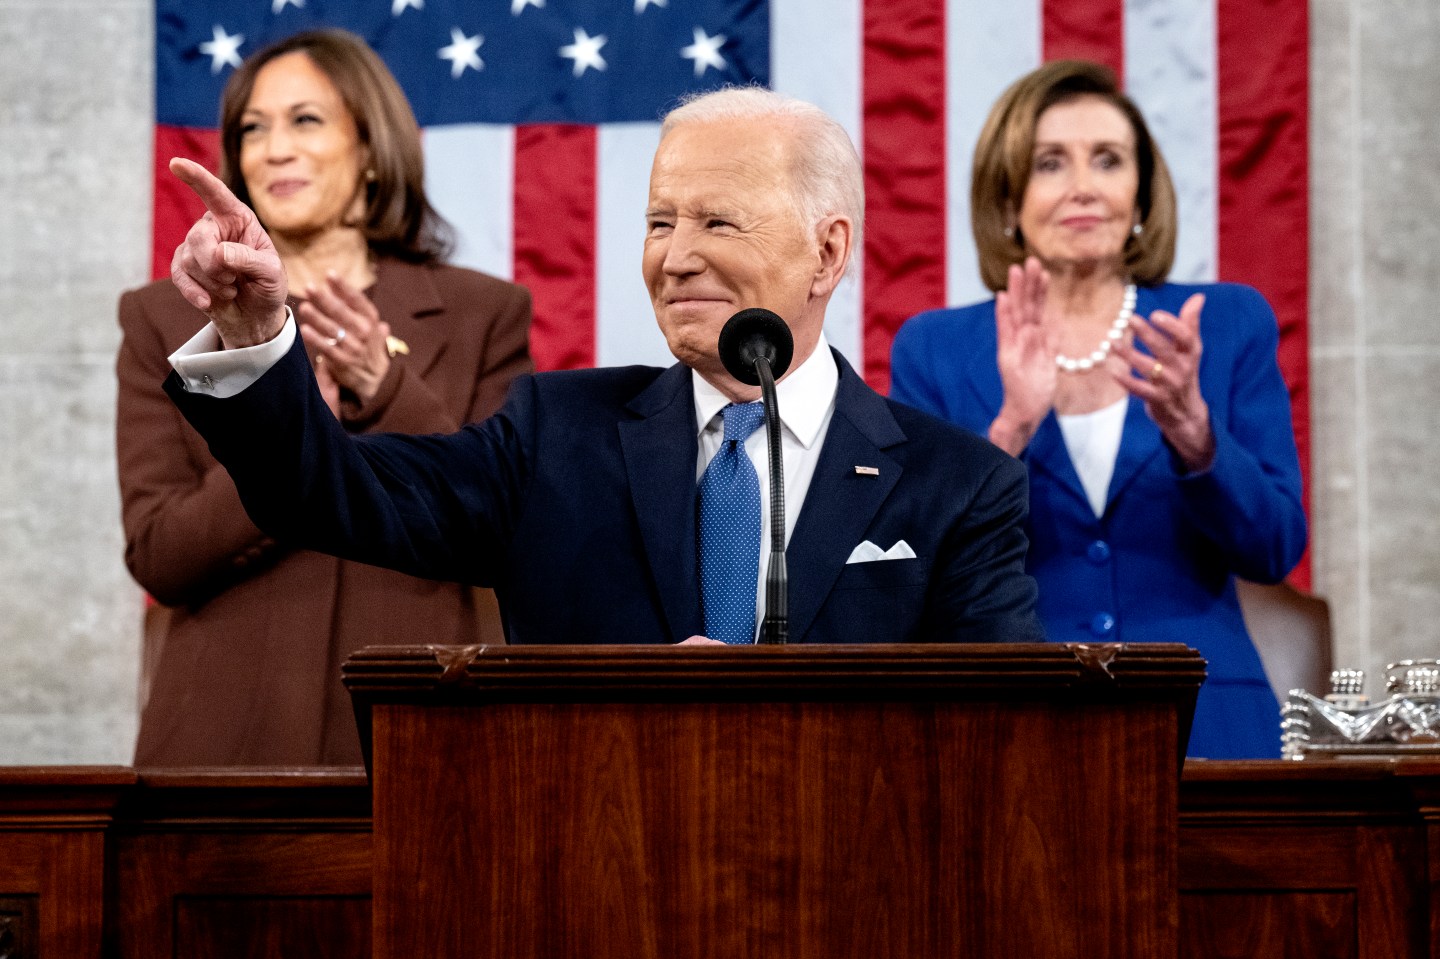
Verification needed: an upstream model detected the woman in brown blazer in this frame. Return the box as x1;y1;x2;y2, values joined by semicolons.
118;29;532;765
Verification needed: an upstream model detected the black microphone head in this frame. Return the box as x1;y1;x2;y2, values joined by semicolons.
718;308;795;386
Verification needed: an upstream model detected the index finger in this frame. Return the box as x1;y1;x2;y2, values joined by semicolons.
169;157;245;220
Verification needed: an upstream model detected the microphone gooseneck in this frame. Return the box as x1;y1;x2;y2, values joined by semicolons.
717;309;794;644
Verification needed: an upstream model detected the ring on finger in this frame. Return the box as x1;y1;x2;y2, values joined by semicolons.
1149;361;1164;382
333;327;346;344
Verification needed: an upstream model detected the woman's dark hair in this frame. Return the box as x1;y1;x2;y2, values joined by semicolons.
217;28;453;263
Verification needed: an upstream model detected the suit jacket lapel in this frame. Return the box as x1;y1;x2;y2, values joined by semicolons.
368;259;447;378
785;353;904;643
1028;401;1165;518
1105;396;1165;511
1026;413;1093;513
963;313;1004;421
619;364;703;640
1104;286;1167;511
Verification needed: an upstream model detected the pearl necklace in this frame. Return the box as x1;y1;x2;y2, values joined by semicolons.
1055;283;1137;373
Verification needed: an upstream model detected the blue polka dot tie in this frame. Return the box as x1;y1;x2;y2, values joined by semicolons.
698;402;766;645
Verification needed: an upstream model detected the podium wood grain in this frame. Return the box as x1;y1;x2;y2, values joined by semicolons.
0;766;130;959
1180;759;1440;959
109;768;372;959
2;758;1438;954
349;643;1203;959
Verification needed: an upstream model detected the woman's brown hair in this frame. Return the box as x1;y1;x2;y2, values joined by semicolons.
970;59;1176;291
217;28;453;263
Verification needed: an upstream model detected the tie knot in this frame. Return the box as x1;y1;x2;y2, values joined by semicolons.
721;402;766;443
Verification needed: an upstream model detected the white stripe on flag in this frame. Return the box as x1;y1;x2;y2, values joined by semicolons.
772;0;863;369
596;123;672;368
1126;0;1218;282
424;123;516;281
945;0;1042;307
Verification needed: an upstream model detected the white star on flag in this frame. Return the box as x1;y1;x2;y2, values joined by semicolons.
438;28;484;79
680;27;726;77
635;0;667;12
391;0;423;15
271;0;303;13
198;25;244;74
559;28;607;77
511;0;544;14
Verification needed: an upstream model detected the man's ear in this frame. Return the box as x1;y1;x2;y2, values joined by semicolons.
810;215;853;297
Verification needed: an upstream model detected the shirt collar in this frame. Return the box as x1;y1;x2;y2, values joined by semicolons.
692;332;838;450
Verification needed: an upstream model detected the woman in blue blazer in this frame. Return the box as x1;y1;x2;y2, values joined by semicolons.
890;61;1306;759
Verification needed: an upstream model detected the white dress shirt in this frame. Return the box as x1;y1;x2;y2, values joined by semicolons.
692;333;839;637
168;309;297;397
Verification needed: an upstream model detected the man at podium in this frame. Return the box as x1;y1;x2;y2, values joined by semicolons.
158;88;1044;648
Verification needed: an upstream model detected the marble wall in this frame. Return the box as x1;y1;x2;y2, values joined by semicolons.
0;0;1431;762
1309;0;1440;697
0;0;150;761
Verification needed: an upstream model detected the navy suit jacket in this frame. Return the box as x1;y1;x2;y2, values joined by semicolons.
167;334;1043;646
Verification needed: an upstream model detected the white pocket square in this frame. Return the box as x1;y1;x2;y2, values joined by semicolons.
845;539;917;564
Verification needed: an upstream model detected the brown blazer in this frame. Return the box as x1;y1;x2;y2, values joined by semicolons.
118;258;532;766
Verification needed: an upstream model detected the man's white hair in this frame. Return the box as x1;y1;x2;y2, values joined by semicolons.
661;86;864;269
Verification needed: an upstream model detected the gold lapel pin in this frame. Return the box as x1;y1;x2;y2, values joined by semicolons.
385;335;410;357
854;466;879;476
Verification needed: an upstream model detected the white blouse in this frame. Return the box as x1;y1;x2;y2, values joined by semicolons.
1056;397;1128;518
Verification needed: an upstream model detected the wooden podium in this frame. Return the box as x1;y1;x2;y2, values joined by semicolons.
344;643;1203;959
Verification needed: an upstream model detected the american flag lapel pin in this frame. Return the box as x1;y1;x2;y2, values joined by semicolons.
854;466;880;476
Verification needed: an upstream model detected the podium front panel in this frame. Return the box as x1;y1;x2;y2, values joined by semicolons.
350;643;1203;959
372;699;1176;957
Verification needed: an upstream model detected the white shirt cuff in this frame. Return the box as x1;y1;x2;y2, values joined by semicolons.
168;308;298;399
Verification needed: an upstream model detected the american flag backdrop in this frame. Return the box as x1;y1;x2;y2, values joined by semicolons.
152;0;1310;584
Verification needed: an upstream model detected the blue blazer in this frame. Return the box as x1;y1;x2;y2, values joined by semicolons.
167;335;1044;647
891;282;1307;758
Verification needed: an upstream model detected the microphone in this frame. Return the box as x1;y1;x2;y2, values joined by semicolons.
718;308;795;387
717;308;794;645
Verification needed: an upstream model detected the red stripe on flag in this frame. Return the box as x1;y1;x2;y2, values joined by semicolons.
1217;0;1311;588
861;0;948;392
512;125;597;372
1043;0;1125;81
152;126;220;281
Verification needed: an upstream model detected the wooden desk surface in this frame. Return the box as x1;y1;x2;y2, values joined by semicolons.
0;759;1435;958
1180;758;1440;959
